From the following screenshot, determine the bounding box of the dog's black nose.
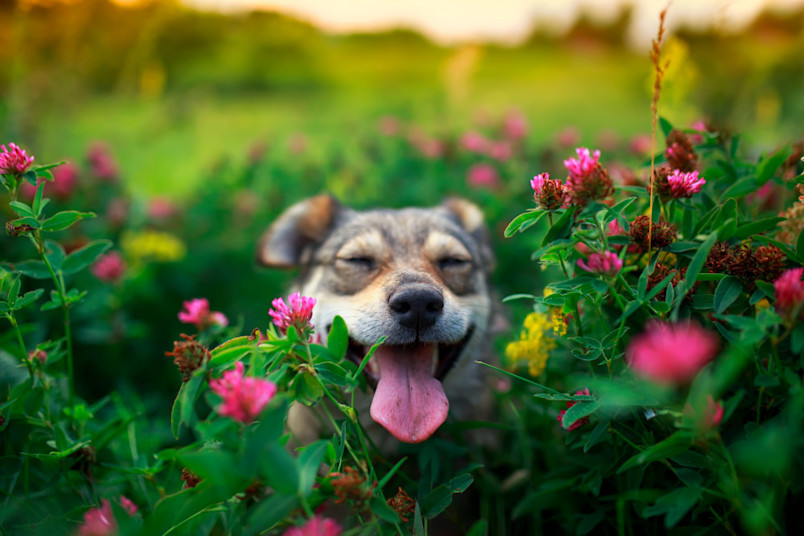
[389,287,444,331]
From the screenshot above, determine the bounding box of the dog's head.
[257,195,494,443]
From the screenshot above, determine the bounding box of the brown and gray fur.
[257,194,497,451]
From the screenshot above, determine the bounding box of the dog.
[257,194,496,450]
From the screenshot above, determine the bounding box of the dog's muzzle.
[388,285,444,333]
[339,283,474,444]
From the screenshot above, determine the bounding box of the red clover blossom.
[667,169,706,198]
[178,298,228,330]
[530,172,567,211]
[563,147,600,180]
[577,250,623,277]
[627,321,719,384]
[283,516,342,536]
[773,267,804,316]
[269,292,316,334]
[208,361,277,424]
[0,143,35,176]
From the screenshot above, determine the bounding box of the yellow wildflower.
[543,288,567,336]
[505,312,556,376]
[121,230,186,263]
[755,298,771,313]
[550,307,568,337]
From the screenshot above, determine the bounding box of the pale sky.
[184,0,804,47]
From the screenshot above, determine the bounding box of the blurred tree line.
[1,0,803,139]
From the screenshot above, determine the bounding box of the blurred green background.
[2,0,803,198]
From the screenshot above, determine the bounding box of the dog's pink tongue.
[370,344,449,443]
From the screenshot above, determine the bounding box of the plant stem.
[8,314,34,386]
[35,233,75,414]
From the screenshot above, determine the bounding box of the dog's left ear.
[257,194,341,268]
[441,198,495,270]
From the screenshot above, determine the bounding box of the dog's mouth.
[343,326,474,444]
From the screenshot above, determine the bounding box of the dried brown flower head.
[387,487,416,523]
[728,244,760,286]
[629,215,677,252]
[568,163,615,207]
[706,242,733,274]
[665,129,698,172]
[777,188,804,245]
[182,468,201,489]
[166,334,211,381]
[5,221,35,237]
[753,245,787,283]
[330,466,375,510]
[649,166,675,199]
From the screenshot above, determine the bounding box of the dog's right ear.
[256,194,341,268]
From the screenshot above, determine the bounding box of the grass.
[10,43,794,199]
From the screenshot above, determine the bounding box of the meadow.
[2,1,804,535]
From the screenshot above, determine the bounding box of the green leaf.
[178,449,251,493]
[413,502,425,536]
[714,276,743,314]
[797,229,804,260]
[719,176,757,201]
[642,486,702,528]
[504,210,544,238]
[636,259,655,300]
[32,161,66,174]
[209,336,253,367]
[61,239,112,275]
[674,231,718,310]
[421,473,474,519]
[7,274,21,303]
[370,497,403,523]
[692,205,720,236]
[40,210,95,232]
[260,443,298,495]
[315,361,352,387]
[644,271,675,302]
[734,217,785,240]
[659,117,673,138]
[45,240,66,272]
[293,371,324,405]
[353,336,386,380]
[14,289,44,311]
[542,208,575,246]
[243,495,298,536]
[327,315,348,359]
[711,199,738,232]
[466,519,488,536]
[296,440,329,496]
[378,457,408,490]
[9,216,40,231]
[32,181,45,216]
[618,433,693,473]
[756,145,791,184]
[603,197,636,222]
[791,322,804,355]
[171,373,204,439]
[9,201,35,218]
[561,400,599,429]
[584,421,610,453]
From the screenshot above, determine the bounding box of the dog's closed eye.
[336,256,377,270]
[437,256,471,270]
